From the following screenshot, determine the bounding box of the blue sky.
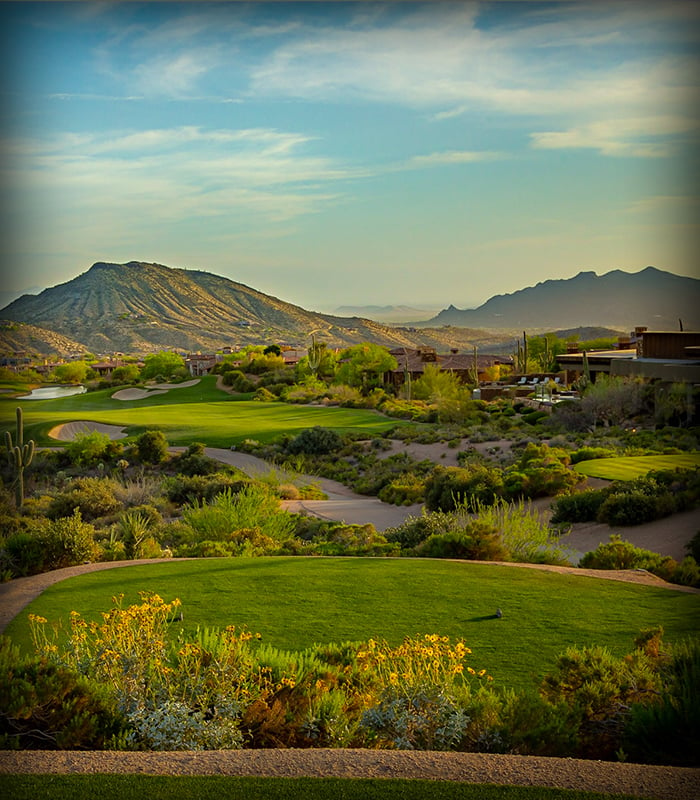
[1,1,698,312]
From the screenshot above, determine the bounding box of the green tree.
[141,351,186,381]
[52,361,94,384]
[263,344,282,356]
[334,343,397,391]
[111,365,141,384]
[136,430,169,464]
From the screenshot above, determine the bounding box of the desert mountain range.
[0,262,695,356]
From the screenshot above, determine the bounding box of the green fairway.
[0,376,401,447]
[5,558,698,693]
[0,775,642,800]
[573,453,700,480]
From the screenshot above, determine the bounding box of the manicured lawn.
[0,775,641,800]
[0,376,402,447]
[573,453,700,481]
[6,558,698,693]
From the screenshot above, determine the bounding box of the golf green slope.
[5,558,698,692]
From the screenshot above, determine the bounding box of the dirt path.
[0,748,697,799]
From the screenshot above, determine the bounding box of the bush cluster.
[551,467,700,527]
[9,597,697,766]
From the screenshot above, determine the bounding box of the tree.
[263,344,281,356]
[52,361,94,384]
[111,365,141,384]
[136,430,169,464]
[334,343,397,391]
[412,364,460,403]
[141,352,186,381]
[580,376,644,429]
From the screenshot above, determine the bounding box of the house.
[185,354,221,376]
[557,328,700,384]
[385,347,512,388]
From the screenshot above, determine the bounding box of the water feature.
[21,385,87,400]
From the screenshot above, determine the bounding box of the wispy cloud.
[407,150,505,168]
[530,115,699,157]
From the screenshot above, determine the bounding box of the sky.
[1,0,698,313]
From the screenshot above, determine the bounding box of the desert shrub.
[136,430,169,464]
[0,638,126,750]
[685,531,700,562]
[223,370,255,393]
[550,489,608,524]
[579,535,653,570]
[163,473,248,506]
[671,556,700,587]
[171,444,220,476]
[126,699,243,751]
[40,510,99,569]
[424,465,504,512]
[361,688,470,750]
[377,473,426,506]
[67,430,120,467]
[115,511,162,559]
[181,486,295,545]
[384,511,468,550]
[580,536,699,587]
[1,530,46,576]
[503,463,580,500]
[472,499,570,565]
[540,642,661,759]
[47,477,121,522]
[570,446,618,464]
[415,519,508,561]
[314,524,396,557]
[623,639,700,766]
[287,426,343,456]
[596,490,673,526]
[253,387,276,402]
[492,691,578,757]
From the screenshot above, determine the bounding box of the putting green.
[0,376,404,447]
[573,453,700,481]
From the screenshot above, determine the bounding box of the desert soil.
[0,749,697,799]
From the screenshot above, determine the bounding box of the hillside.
[0,321,88,358]
[0,261,514,355]
[418,267,700,331]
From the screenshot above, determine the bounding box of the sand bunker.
[49,421,128,442]
[112,378,200,401]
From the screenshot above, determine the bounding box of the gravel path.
[0,749,697,799]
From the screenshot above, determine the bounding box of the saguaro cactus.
[4,407,35,508]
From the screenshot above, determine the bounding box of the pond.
[21,385,87,400]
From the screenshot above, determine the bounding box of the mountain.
[418,267,700,331]
[331,304,440,323]
[0,321,88,358]
[0,261,516,355]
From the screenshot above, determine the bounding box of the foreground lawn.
[6,558,698,693]
[0,775,641,800]
[0,376,401,447]
[573,453,700,481]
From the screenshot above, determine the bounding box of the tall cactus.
[513,331,530,374]
[4,407,35,508]
[307,334,323,377]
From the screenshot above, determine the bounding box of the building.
[384,347,513,389]
[557,329,700,384]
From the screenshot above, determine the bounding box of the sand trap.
[49,421,128,441]
[112,378,200,401]
[112,388,168,401]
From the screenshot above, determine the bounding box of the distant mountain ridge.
[1,262,694,356]
[418,267,700,331]
[0,261,515,355]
